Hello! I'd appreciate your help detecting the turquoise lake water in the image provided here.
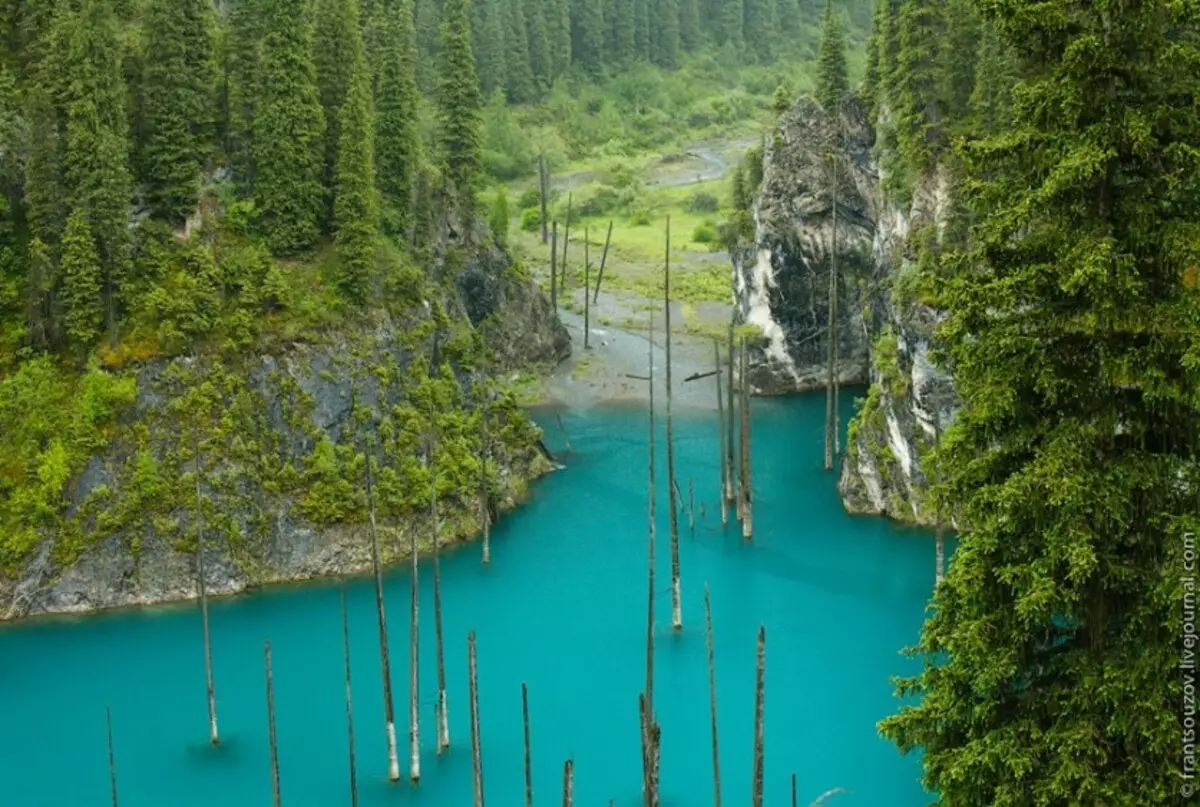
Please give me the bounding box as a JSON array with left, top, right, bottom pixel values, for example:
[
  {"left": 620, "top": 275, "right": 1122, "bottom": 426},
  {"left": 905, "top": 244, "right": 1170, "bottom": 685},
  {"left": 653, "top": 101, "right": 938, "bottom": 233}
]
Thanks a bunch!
[{"left": 0, "top": 392, "right": 938, "bottom": 806}]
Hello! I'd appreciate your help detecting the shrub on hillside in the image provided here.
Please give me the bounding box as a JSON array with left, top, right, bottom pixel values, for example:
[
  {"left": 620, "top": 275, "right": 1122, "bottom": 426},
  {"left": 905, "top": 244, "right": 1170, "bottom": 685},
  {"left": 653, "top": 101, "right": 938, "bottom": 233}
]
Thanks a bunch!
[
  {"left": 520, "top": 208, "right": 541, "bottom": 232},
  {"left": 692, "top": 223, "right": 717, "bottom": 244},
  {"left": 685, "top": 191, "right": 720, "bottom": 213}
]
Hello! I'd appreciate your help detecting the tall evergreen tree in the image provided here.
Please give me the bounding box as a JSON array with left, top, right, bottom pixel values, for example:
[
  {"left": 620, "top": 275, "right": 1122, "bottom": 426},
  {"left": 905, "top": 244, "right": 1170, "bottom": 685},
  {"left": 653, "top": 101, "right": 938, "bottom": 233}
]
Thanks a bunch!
[
  {"left": 140, "top": 0, "right": 217, "bottom": 225},
  {"left": 742, "top": 0, "right": 775, "bottom": 62},
  {"left": 573, "top": 0, "right": 606, "bottom": 74},
  {"left": 651, "top": 0, "right": 679, "bottom": 69},
  {"left": 436, "top": 0, "right": 483, "bottom": 210},
  {"left": 59, "top": 207, "right": 103, "bottom": 353},
  {"left": 333, "top": 27, "right": 376, "bottom": 303},
  {"left": 861, "top": 0, "right": 886, "bottom": 116},
  {"left": 547, "top": 0, "right": 572, "bottom": 76},
  {"left": 776, "top": 0, "right": 801, "bottom": 43},
  {"left": 23, "top": 82, "right": 66, "bottom": 251},
  {"left": 375, "top": 0, "right": 421, "bottom": 237},
  {"left": 935, "top": 0, "right": 977, "bottom": 126},
  {"left": 678, "top": 0, "right": 700, "bottom": 51},
  {"left": 223, "top": 0, "right": 264, "bottom": 191},
  {"left": 968, "top": 22, "right": 1016, "bottom": 135},
  {"left": 890, "top": 0, "right": 943, "bottom": 188},
  {"left": 633, "top": 0, "right": 650, "bottom": 59},
  {"left": 880, "top": 3, "right": 1200, "bottom": 804},
  {"left": 415, "top": 0, "right": 442, "bottom": 93},
  {"left": 253, "top": 0, "right": 325, "bottom": 255},
  {"left": 503, "top": 0, "right": 535, "bottom": 102},
  {"left": 814, "top": 0, "right": 847, "bottom": 111},
  {"left": 525, "top": 0, "right": 551, "bottom": 89},
  {"left": 609, "top": 0, "right": 635, "bottom": 63},
  {"left": 719, "top": 0, "right": 743, "bottom": 49},
  {"left": 473, "top": 0, "right": 506, "bottom": 95},
  {"left": 314, "top": 0, "right": 362, "bottom": 228},
  {"left": 62, "top": 0, "right": 133, "bottom": 335}
]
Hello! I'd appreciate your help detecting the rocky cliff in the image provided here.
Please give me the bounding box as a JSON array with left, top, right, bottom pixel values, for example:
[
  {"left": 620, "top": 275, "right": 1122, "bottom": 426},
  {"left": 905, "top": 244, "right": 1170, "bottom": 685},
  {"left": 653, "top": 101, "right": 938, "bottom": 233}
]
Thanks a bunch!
[
  {"left": 0, "top": 235, "right": 570, "bottom": 621},
  {"left": 733, "top": 97, "right": 956, "bottom": 524}
]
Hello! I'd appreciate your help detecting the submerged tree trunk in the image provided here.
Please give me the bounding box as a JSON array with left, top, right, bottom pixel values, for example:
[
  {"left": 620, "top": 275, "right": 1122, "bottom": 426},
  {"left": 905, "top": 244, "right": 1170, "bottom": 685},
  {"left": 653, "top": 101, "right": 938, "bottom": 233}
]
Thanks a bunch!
[
  {"left": 704, "top": 586, "right": 722, "bottom": 807},
  {"left": 340, "top": 586, "right": 359, "bottom": 807},
  {"left": 561, "top": 194, "right": 572, "bottom": 291},
  {"left": 934, "top": 411, "right": 945, "bottom": 585},
  {"left": 106, "top": 706, "right": 119, "bottom": 807},
  {"left": 365, "top": 441, "right": 401, "bottom": 782},
  {"left": 469, "top": 631, "right": 485, "bottom": 807},
  {"left": 664, "top": 218, "right": 682, "bottom": 632},
  {"left": 584, "top": 228, "right": 591, "bottom": 349},
  {"left": 409, "top": 457, "right": 421, "bottom": 783},
  {"left": 431, "top": 452, "right": 450, "bottom": 754},
  {"left": 265, "top": 640, "right": 282, "bottom": 807},
  {"left": 791, "top": 773, "right": 797, "bottom": 807},
  {"left": 715, "top": 341, "right": 727, "bottom": 528},
  {"left": 646, "top": 309, "right": 657, "bottom": 713},
  {"left": 740, "top": 341, "right": 753, "bottom": 540},
  {"left": 480, "top": 405, "right": 491, "bottom": 565},
  {"left": 522, "top": 683, "right": 533, "bottom": 807},
  {"left": 562, "top": 759, "right": 574, "bottom": 807},
  {"left": 192, "top": 420, "right": 219, "bottom": 747},
  {"left": 725, "top": 324, "right": 736, "bottom": 512},
  {"left": 751, "top": 626, "right": 765, "bottom": 807}
]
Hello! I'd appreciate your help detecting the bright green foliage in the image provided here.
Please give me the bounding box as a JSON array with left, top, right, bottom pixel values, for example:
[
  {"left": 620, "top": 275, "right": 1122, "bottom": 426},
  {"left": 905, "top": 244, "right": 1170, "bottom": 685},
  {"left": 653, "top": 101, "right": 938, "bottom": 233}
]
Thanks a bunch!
[
  {"left": 678, "top": 0, "right": 699, "bottom": 52},
  {"left": 223, "top": 0, "right": 264, "bottom": 190},
  {"left": 333, "top": 34, "right": 377, "bottom": 304},
  {"left": 651, "top": 0, "right": 679, "bottom": 69},
  {"left": 375, "top": 0, "right": 421, "bottom": 238},
  {"left": 62, "top": 0, "right": 133, "bottom": 334},
  {"left": 252, "top": 0, "right": 326, "bottom": 256},
  {"left": 814, "top": 0, "right": 847, "bottom": 111},
  {"left": 742, "top": 0, "right": 775, "bottom": 62},
  {"left": 60, "top": 208, "right": 104, "bottom": 352},
  {"left": 525, "top": 0, "right": 551, "bottom": 87},
  {"left": 140, "top": 0, "right": 217, "bottom": 225},
  {"left": 490, "top": 186, "right": 509, "bottom": 246},
  {"left": 504, "top": 0, "right": 536, "bottom": 102},
  {"left": 573, "top": 0, "right": 606, "bottom": 74},
  {"left": 968, "top": 22, "right": 1016, "bottom": 135},
  {"left": 547, "top": 0, "right": 572, "bottom": 77},
  {"left": 314, "top": 0, "right": 361, "bottom": 227},
  {"left": 474, "top": 0, "right": 507, "bottom": 96},
  {"left": 880, "top": 3, "right": 1200, "bottom": 804},
  {"left": 437, "top": 0, "right": 484, "bottom": 211}
]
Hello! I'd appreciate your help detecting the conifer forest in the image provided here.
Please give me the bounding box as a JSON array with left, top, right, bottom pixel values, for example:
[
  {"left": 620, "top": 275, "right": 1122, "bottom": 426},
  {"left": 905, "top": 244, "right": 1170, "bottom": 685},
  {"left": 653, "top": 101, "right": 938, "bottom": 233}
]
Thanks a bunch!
[{"left": 0, "top": 0, "right": 1199, "bottom": 805}]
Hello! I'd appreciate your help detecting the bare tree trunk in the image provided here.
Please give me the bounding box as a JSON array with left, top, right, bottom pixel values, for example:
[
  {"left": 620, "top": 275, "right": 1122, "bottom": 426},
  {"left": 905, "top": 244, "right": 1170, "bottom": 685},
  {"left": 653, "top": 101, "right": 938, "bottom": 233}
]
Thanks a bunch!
[
  {"left": 584, "top": 227, "right": 590, "bottom": 349},
  {"left": 833, "top": 112, "right": 844, "bottom": 459},
  {"left": 645, "top": 309, "right": 657, "bottom": 713},
  {"left": 539, "top": 155, "right": 549, "bottom": 244},
  {"left": 480, "top": 405, "right": 491, "bottom": 565},
  {"left": 106, "top": 706, "right": 119, "bottom": 807},
  {"left": 431, "top": 452, "right": 450, "bottom": 754},
  {"left": 646, "top": 714, "right": 661, "bottom": 807},
  {"left": 408, "top": 459, "right": 421, "bottom": 783},
  {"left": 562, "top": 759, "right": 574, "bottom": 807},
  {"left": 192, "top": 420, "right": 219, "bottom": 747},
  {"left": 365, "top": 442, "right": 401, "bottom": 782},
  {"left": 340, "top": 586, "right": 359, "bottom": 807},
  {"left": 824, "top": 147, "right": 839, "bottom": 472},
  {"left": 265, "top": 640, "right": 282, "bottom": 807},
  {"left": 522, "top": 683, "right": 533, "bottom": 807},
  {"left": 561, "top": 194, "right": 572, "bottom": 291},
  {"left": 740, "top": 341, "right": 753, "bottom": 540},
  {"left": 469, "top": 631, "right": 485, "bottom": 807},
  {"left": 639, "top": 694, "right": 651, "bottom": 807},
  {"left": 725, "top": 324, "right": 736, "bottom": 512},
  {"left": 791, "top": 773, "right": 797, "bottom": 807},
  {"left": 550, "top": 222, "right": 558, "bottom": 312},
  {"left": 934, "top": 411, "right": 945, "bottom": 585},
  {"left": 715, "top": 341, "right": 727, "bottom": 528},
  {"left": 664, "top": 218, "right": 682, "bottom": 632},
  {"left": 704, "top": 586, "right": 722, "bottom": 807},
  {"left": 593, "top": 220, "right": 614, "bottom": 304},
  {"left": 751, "top": 626, "right": 765, "bottom": 807},
  {"left": 688, "top": 478, "right": 695, "bottom": 533}
]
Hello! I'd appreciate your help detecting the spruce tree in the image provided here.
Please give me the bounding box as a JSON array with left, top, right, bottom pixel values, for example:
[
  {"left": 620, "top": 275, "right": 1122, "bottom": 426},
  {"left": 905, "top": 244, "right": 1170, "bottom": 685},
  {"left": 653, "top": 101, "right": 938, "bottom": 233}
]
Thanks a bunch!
[
  {"left": 547, "top": 0, "right": 572, "bottom": 77},
  {"left": 633, "top": 0, "right": 650, "bottom": 59},
  {"left": 252, "top": 0, "right": 326, "bottom": 256},
  {"left": 375, "top": 0, "right": 421, "bottom": 238},
  {"left": 436, "top": 0, "right": 484, "bottom": 211},
  {"left": 814, "top": 0, "right": 847, "bottom": 112},
  {"left": 62, "top": 0, "right": 133, "bottom": 335},
  {"left": 935, "top": 0, "right": 977, "bottom": 126},
  {"left": 224, "top": 0, "right": 263, "bottom": 191},
  {"left": 503, "top": 0, "right": 535, "bottom": 102},
  {"left": 474, "top": 0, "right": 506, "bottom": 96},
  {"left": 573, "top": 0, "right": 606, "bottom": 74},
  {"left": 609, "top": 0, "right": 635, "bottom": 63},
  {"left": 968, "top": 22, "right": 1016, "bottom": 135},
  {"left": 861, "top": 0, "right": 886, "bottom": 117},
  {"left": 678, "top": 0, "right": 700, "bottom": 52},
  {"left": 140, "top": 0, "right": 217, "bottom": 225},
  {"left": 60, "top": 207, "right": 103, "bottom": 352},
  {"left": 742, "top": 0, "right": 775, "bottom": 62},
  {"left": 333, "top": 29, "right": 376, "bottom": 304},
  {"left": 525, "top": 0, "right": 551, "bottom": 89},
  {"left": 719, "top": 0, "right": 743, "bottom": 49},
  {"left": 315, "top": 0, "right": 362, "bottom": 228},
  {"left": 891, "top": 0, "right": 944, "bottom": 183},
  {"left": 23, "top": 83, "right": 66, "bottom": 251},
  {"left": 880, "top": 3, "right": 1200, "bottom": 804},
  {"left": 651, "top": 0, "right": 679, "bottom": 69},
  {"left": 415, "top": 0, "right": 442, "bottom": 93}
]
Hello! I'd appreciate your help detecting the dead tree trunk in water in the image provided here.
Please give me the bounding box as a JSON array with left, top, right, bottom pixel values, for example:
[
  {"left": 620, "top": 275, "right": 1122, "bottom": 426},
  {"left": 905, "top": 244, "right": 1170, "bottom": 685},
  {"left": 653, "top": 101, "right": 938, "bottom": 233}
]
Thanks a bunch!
[
  {"left": 645, "top": 309, "right": 657, "bottom": 714},
  {"left": 431, "top": 452, "right": 450, "bottom": 754},
  {"left": 562, "top": 759, "right": 574, "bottom": 807},
  {"left": 408, "top": 458, "right": 421, "bottom": 783},
  {"left": 561, "top": 194, "right": 572, "bottom": 291},
  {"left": 365, "top": 441, "right": 401, "bottom": 782},
  {"left": 265, "top": 640, "right": 282, "bottom": 807},
  {"left": 751, "top": 626, "right": 765, "bottom": 807},
  {"left": 664, "top": 218, "right": 682, "bottom": 632},
  {"left": 824, "top": 145, "right": 839, "bottom": 472},
  {"left": 539, "top": 155, "right": 549, "bottom": 244},
  {"left": 106, "top": 706, "right": 119, "bottom": 807},
  {"left": 704, "top": 585, "right": 722, "bottom": 807},
  {"left": 469, "top": 631, "right": 485, "bottom": 807},
  {"left": 715, "top": 341, "right": 728, "bottom": 528},
  {"left": 522, "top": 683, "right": 533, "bottom": 807},
  {"left": 592, "top": 220, "right": 614, "bottom": 304},
  {"left": 550, "top": 222, "right": 558, "bottom": 312},
  {"left": 934, "top": 411, "right": 945, "bottom": 585},
  {"left": 688, "top": 478, "right": 695, "bottom": 533},
  {"left": 740, "top": 341, "right": 753, "bottom": 540},
  {"left": 480, "top": 405, "right": 491, "bottom": 565},
  {"left": 192, "top": 420, "right": 219, "bottom": 747},
  {"left": 584, "top": 227, "right": 590, "bottom": 349},
  {"left": 791, "top": 773, "right": 797, "bottom": 807},
  {"left": 340, "top": 586, "right": 359, "bottom": 807}
]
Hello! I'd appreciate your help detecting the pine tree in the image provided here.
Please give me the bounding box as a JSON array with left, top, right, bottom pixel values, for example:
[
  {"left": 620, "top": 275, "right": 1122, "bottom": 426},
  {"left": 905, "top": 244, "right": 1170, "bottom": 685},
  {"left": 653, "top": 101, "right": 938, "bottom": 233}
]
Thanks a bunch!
[
  {"left": 678, "top": 0, "right": 700, "bottom": 52},
  {"left": 253, "top": 0, "right": 326, "bottom": 255},
  {"left": 651, "top": 0, "right": 679, "bottom": 69},
  {"left": 315, "top": 0, "right": 362, "bottom": 228},
  {"left": 891, "top": 0, "right": 944, "bottom": 184},
  {"left": 814, "top": 0, "right": 847, "bottom": 112},
  {"left": 776, "top": 0, "right": 801, "bottom": 43},
  {"left": 880, "top": 3, "right": 1200, "bottom": 804},
  {"left": 573, "top": 0, "right": 606, "bottom": 74},
  {"left": 547, "top": 0, "right": 572, "bottom": 77},
  {"left": 223, "top": 0, "right": 263, "bottom": 191},
  {"left": 415, "top": 0, "right": 442, "bottom": 93},
  {"left": 633, "top": 0, "right": 650, "bottom": 59},
  {"left": 861, "top": 0, "right": 886, "bottom": 116},
  {"left": 719, "top": 0, "right": 742, "bottom": 49},
  {"left": 936, "top": 0, "right": 978, "bottom": 126},
  {"left": 60, "top": 207, "right": 103, "bottom": 352},
  {"left": 333, "top": 28, "right": 376, "bottom": 304},
  {"left": 742, "top": 0, "right": 775, "bottom": 62},
  {"left": 436, "top": 0, "right": 483, "bottom": 210},
  {"left": 525, "top": 0, "right": 551, "bottom": 89},
  {"left": 62, "top": 0, "right": 133, "bottom": 335},
  {"left": 503, "top": 0, "right": 535, "bottom": 102},
  {"left": 376, "top": 0, "right": 421, "bottom": 238},
  {"left": 140, "top": 0, "right": 217, "bottom": 225},
  {"left": 968, "top": 22, "right": 1016, "bottom": 134},
  {"left": 474, "top": 0, "right": 506, "bottom": 96},
  {"left": 608, "top": 0, "right": 635, "bottom": 63},
  {"left": 23, "top": 82, "right": 67, "bottom": 251}
]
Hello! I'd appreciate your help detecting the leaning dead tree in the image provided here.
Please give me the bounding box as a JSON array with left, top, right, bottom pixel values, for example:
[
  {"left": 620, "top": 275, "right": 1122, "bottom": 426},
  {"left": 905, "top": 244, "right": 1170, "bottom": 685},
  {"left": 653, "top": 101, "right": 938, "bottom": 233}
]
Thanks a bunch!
[
  {"left": 364, "top": 437, "right": 401, "bottom": 782},
  {"left": 740, "top": 340, "right": 753, "bottom": 540},
  {"left": 664, "top": 218, "right": 683, "bottom": 632},
  {"left": 340, "top": 586, "right": 359, "bottom": 807},
  {"left": 704, "top": 585, "right": 722, "bottom": 807},
  {"left": 592, "top": 220, "right": 614, "bottom": 304},
  {"left": 106, "top": 707, "right": 119, "bottom": 807},
  {"left": 715, "top": 342, "right": 728, "bottom": 527},
  {"left": 408, "top": 453, "right": 422, "bottom": 782},
  {"left": 725, "top": 324, "right": 737, "bottom": 515},
  {"left": 431, "top": 450, "right": 450, "bottom": 754},
  {"left": 191, "top": 417, "right": 219, "bottom": 747},
  {"left": 469, "top": 631, "right": 485, "bottom": 807},
  {"left": 265, "top": 640, "right": 282, "bottom": 807},
  {"left": 751, "top": 626, "right": 765, "bottom": 807}
]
